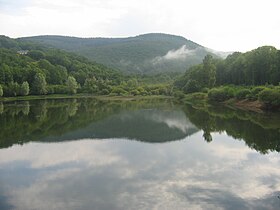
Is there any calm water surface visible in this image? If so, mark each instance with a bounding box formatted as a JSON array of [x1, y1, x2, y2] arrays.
[[0, 98, 280, 210]]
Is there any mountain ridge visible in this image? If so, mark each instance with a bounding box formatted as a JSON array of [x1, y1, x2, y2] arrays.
[[18, 33, 230, 74]]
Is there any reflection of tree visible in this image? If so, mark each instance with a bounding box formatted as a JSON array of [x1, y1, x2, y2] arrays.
[[0, 98, 173, 148], [0, 102, 3, 114], [183, 104, 280, 154], [203, 130, 212, 143], [32, 100, 48, 122], [66, 99, 79, 117], [22, 101, 30, 115]]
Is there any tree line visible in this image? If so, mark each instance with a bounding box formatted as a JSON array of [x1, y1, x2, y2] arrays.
[[174, 46, 280, 109], [0, 36, 175, 97], [175, 46, 280, 92]]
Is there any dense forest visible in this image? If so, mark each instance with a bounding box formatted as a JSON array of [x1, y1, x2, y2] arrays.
[[18, 33, 220, 74], [175, 46, 280, 108], [1, 34, 280, 110], [0, 35, 174, 97], [175, 46, 280, 88]]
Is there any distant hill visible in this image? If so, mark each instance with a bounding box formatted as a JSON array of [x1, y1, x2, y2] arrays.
[[19, 33, 230, 74], [0, 35, 123, 95]]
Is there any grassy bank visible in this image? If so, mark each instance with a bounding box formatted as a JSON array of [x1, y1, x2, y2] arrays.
[[181, 85, 280, 112], [0, 94, 173, 102]]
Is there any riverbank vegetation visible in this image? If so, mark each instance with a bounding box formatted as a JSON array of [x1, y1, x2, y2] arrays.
[[174, 46, 280, 111], [1, 35, 280, 112]]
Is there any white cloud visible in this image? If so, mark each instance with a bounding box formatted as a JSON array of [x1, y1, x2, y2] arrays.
[[152, 45, 201, 64], [0, 0, 280, 52]]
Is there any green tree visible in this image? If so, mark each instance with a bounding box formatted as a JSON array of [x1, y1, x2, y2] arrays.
[[7, 81, 20, 96], [66, 76, 78, 94], [84, 77, 98, 93], [28, 50, 45, 60], [32, 73, 47, 95], [183, 80, 201, 93], [20, 81, 30, 96], [0, 84, 3, 97], [203, 55, 216, 88]]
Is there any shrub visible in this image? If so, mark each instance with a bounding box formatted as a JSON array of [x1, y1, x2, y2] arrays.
[[183, 80, 201, 94], [202, 87, 209, 93], [48, 85, 68, 94], [246, 86, 266, 101], [208, 87, 234, 102], [190, 92, 207, 100], [111, 87, 127, 96], [130, 90, 140, 96], [251, 86, 266, 95], [100, 89, 110, 95], [258, 89, 280, 108], [235, 89, 251, 100], [173, 91, 185, 99]]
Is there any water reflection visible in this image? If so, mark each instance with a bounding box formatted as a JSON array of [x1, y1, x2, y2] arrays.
[[0, 98, 279, 153], [0, 99, 198, 146], [0, 98, 280, 209], [183, 104, 280, 154], [0, 135, 280, 210]]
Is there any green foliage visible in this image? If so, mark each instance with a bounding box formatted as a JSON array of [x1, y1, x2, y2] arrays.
[[235, 89, 251, 100], [28, 50, 45, 60], [47, 85, 68, 94], [183, 80, 201, 93], [111, 87, 128, 96], [4, 82, 20, 96], [66, 76, 78, 94], [202, 55, 216, 88], [216, 46, 279, 86], [83, 77, 98, 94], [175, 46, 280, 96], [208, 87, 235, 102], [258, 88, 280, 108], [0, 84, 3, 97], [20, 81, 30, 96], [32, 73, 47, 95], [251, 86, 266, 96], [18, 34, 217, 74], [173, 91, 185, 99], [174, 54, 216, 92]]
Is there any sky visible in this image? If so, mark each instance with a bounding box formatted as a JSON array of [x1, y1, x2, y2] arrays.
[[0, 0, 279, 52]]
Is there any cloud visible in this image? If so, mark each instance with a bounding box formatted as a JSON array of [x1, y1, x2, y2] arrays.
[[205, 47, 233, 59], [0, 0, 31, 15], [0, 0, 280, 51], [152, 45, 201, 65]]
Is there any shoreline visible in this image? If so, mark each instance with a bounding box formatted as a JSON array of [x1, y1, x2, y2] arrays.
[[0, 94, 173, 102], [183, 93, 278, 113]]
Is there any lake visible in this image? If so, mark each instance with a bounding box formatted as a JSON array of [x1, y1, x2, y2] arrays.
[[0, 98, 280, 210]]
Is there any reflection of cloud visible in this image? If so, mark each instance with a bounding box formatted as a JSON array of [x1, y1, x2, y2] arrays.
[[1, 133, 280, 210], [152, 45, 202, 64], [147, 111, 196, 133], [0, 140, 122, 168], [119, 109, 196, 134]]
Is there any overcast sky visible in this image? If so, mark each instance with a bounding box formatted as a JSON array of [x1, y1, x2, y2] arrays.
[[0, 0, 279, 52]]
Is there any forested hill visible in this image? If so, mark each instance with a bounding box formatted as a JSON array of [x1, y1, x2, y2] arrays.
[[175, 46, 280, 90], [18, 33, 228, 74], [0, 35, 124, 96]]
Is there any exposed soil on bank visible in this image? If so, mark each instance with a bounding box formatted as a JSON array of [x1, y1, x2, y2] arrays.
[[225, 99, 265, 113]]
